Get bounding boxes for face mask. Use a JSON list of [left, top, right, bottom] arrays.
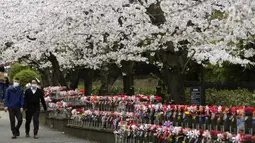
[[13, 82, 19, 87], [31, 84, 37, 89]]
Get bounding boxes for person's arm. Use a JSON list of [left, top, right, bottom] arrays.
[[40, 90, 47, 111], [23, 90, 28, 110], [6, 78, 9, 87], [4, 88, 9, 107], [20, 89, 24, 109]]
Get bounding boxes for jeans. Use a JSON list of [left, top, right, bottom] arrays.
[[0, 83, 6, 100]]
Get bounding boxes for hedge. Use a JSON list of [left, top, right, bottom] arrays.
[[9, 63, 28, 81], [78, 84, 255, 106], [205, 88, 255, 106], [14, 69, 40, 88]]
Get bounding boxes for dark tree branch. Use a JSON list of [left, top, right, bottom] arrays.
[[26, 36, 36, 41], [182, 49, 196, 74]]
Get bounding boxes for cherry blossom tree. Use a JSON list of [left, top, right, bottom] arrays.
[[0, 0, 157, 95], [131, 0, 255, 103], [0, 0, 255, 101]]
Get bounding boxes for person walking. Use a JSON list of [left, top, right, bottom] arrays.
[[3, 74, 9, 99], [0, 66, 6, 100], [4, 77, 24, 139], [4, 75, 9, 88], [24, 79, 47, 139], [35, 78, 42, 89]]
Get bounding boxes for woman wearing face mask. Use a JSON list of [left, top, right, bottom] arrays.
[[35, 78, 42, 89], [23, 79, 47, 139], [4, 77, 24, 139]]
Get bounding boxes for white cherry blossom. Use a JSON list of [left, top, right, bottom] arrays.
[[0, 0, 254, 69]]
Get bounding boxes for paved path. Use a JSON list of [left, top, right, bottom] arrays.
[[0, 111, 97, 143]]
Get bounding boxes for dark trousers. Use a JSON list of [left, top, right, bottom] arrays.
[[25, 109, 40, 135], [8, 108, 23, 136], [0, 83, 6, 100]]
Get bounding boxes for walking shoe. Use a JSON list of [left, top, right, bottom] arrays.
[[12, 136, 17, 139], [34, 135, 39, 139], [25, 133, 30, 137]]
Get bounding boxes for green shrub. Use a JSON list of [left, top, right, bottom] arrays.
[[92, 85, 100, 94], [77, 83, 83, 90], [14, 69, 40, 88], [9, 63, 28, 81], [185, 88, 255, 106], [185, 88, 191, 105], [205, 88, 255, 106], [108, 86, 123, 95], [136, 88, 156, 95], [78, 83, 156, 95], [78, 82, 255, 106], [77, 83, 102, 94], [98, 86, 156, 95], [91, 85, 123, 95]]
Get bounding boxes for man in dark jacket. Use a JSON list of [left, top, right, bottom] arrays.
[[4, 77, 24, 139], [24, 79, 47, 139]]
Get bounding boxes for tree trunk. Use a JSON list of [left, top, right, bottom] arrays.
[[99, 64, 120, 95], [51, 70, 60, 86], [156, 80, 163, 96], [66, 69, 80, 90], [163, 68, 186, 104], [98, 72, 108, 95], [84, 69, 93, 96], [158, 41, 187, 104], [144, 2, 187, 104], [121, 61, 134, 96], [48, 53, 67, 86], [70, 70, 80, 90], [38, 68, 52, 87]]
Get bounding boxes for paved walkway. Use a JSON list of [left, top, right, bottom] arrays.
[[0, 111, 96, 143]]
